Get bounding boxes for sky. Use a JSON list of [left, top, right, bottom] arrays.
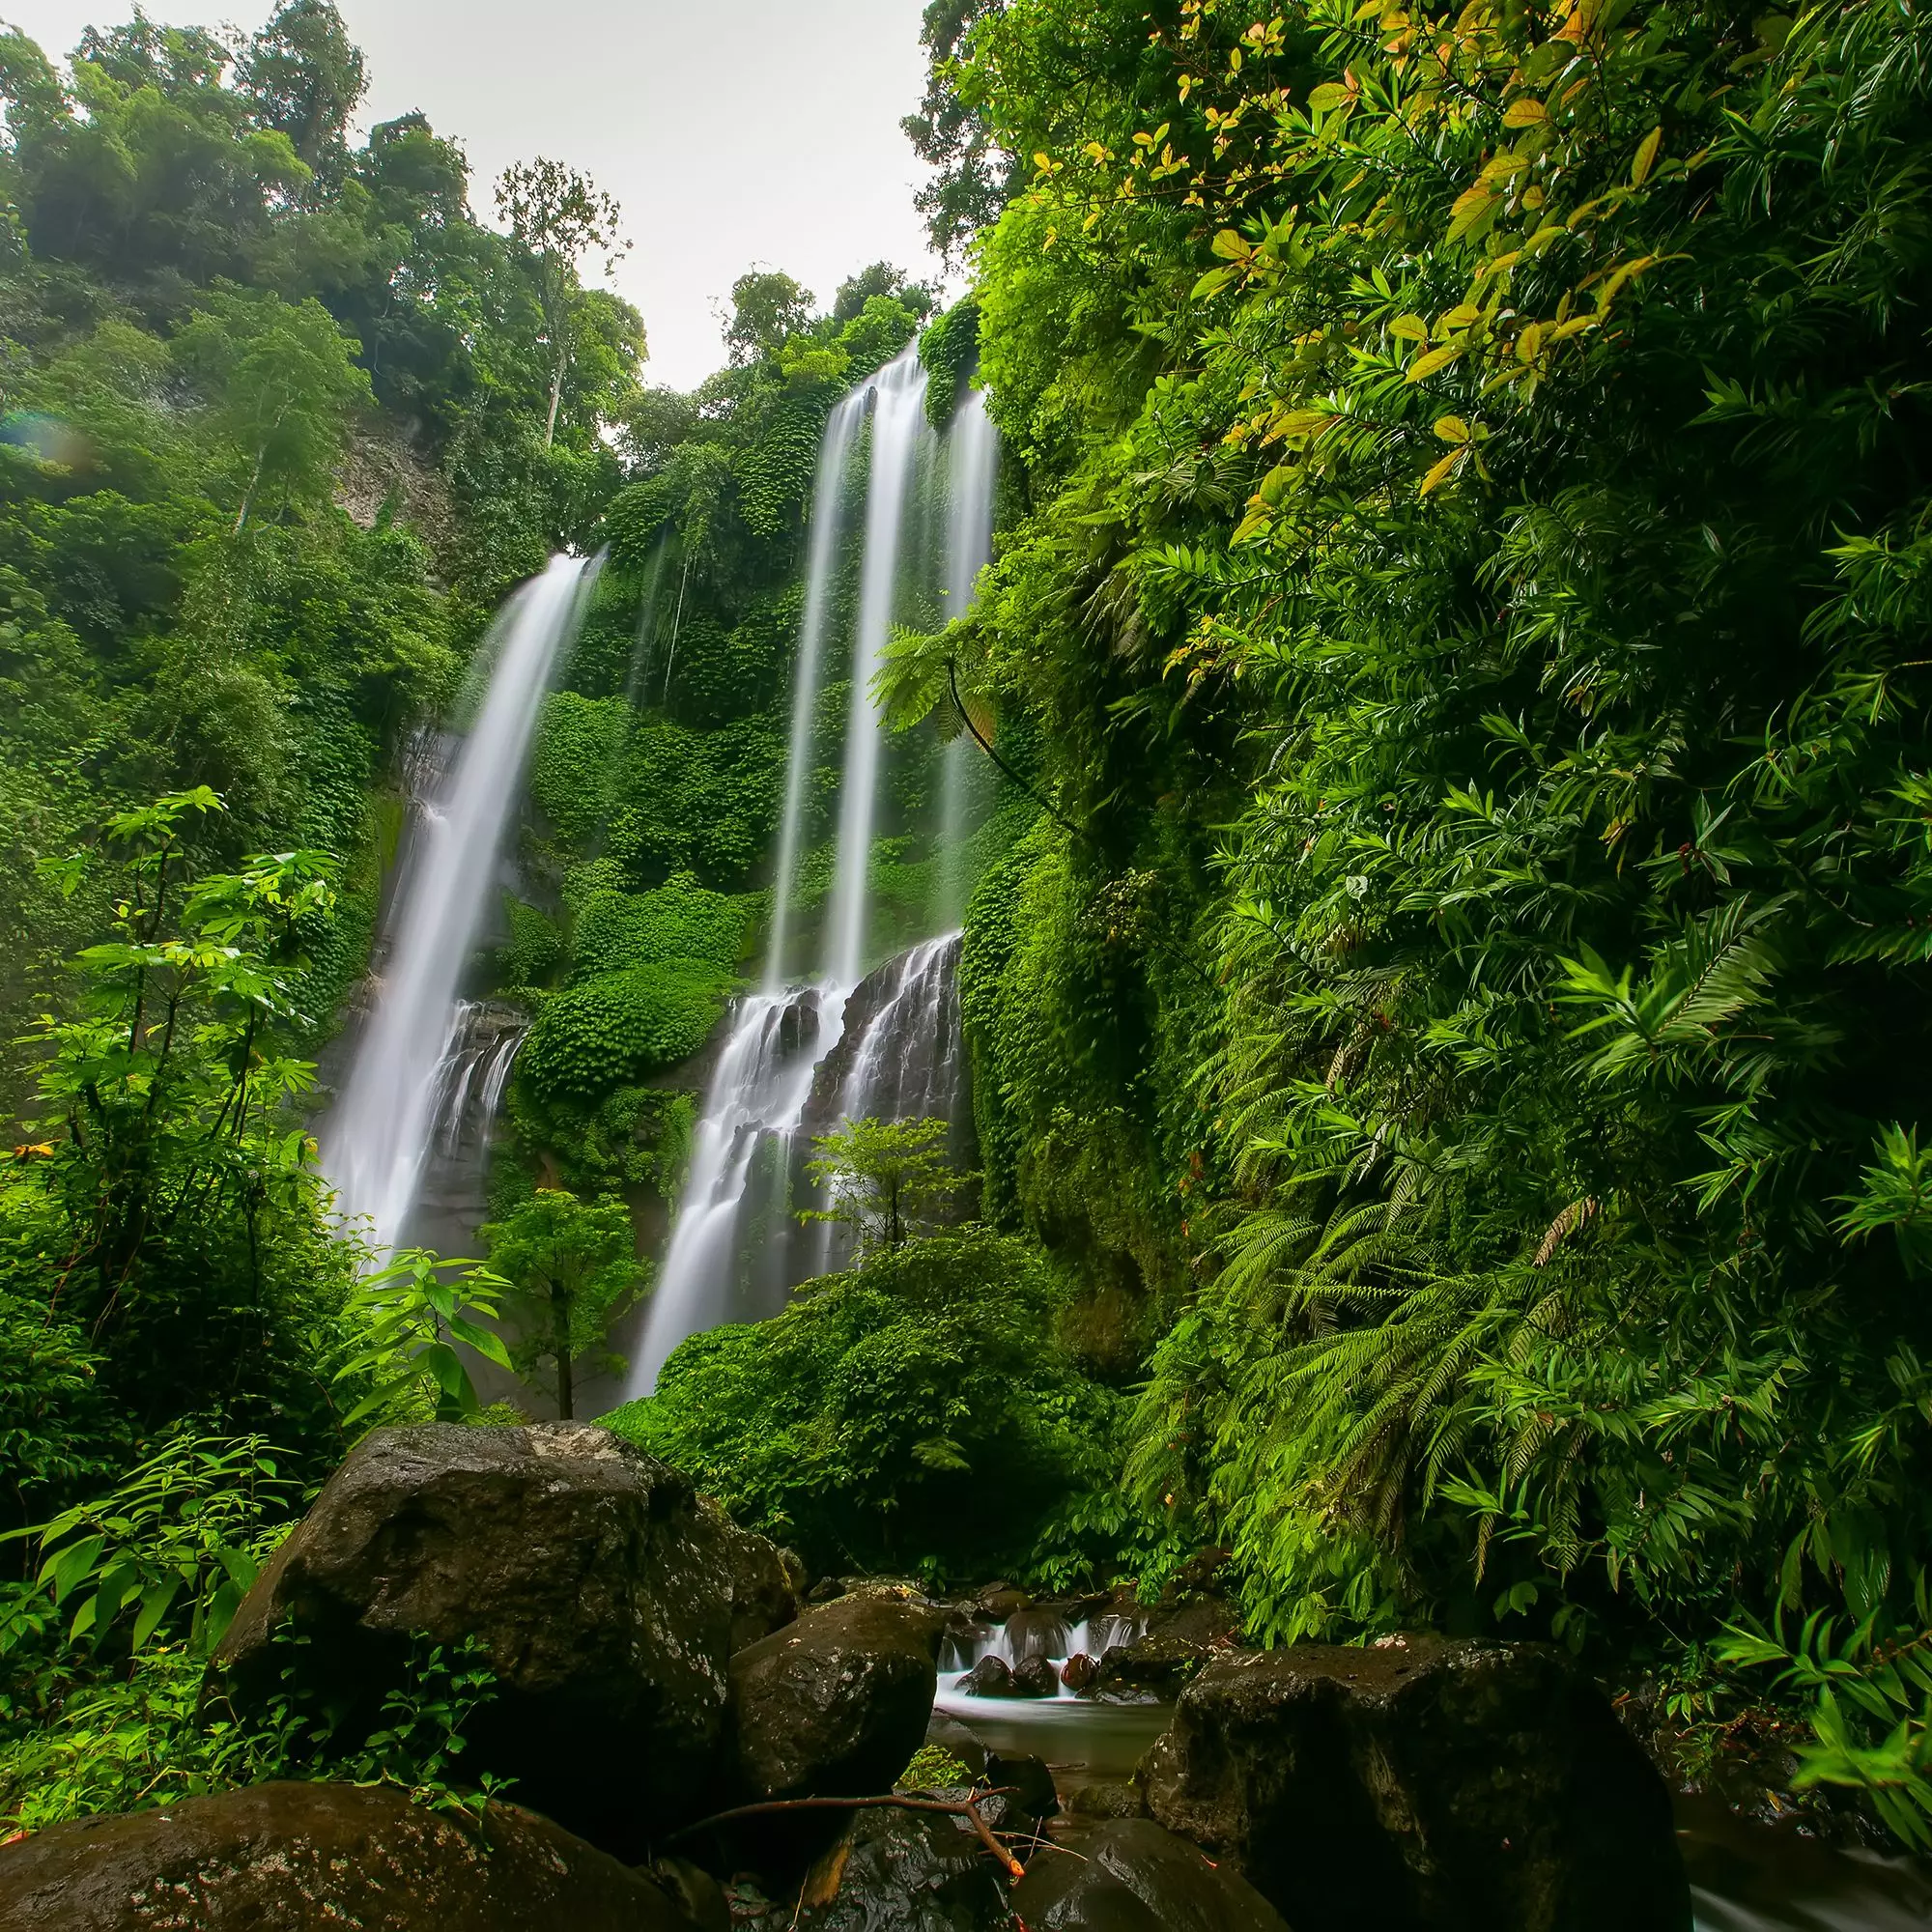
[[4, 0, 947, 389]]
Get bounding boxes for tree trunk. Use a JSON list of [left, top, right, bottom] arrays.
[[545, 347, 565, 450], [554, 1284, 575, 1420]]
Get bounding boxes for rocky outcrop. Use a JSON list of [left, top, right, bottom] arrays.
[[1140, 1634, 1692, 1932], [1095, 1596, 1241, 1702], [1011, 1655, 1060, 1698], [1010, 1818, 1291, 1931], [0, 1781, 692, 1932], [961, 1654, 1012, 1697], [206, 1423, 786, 1855], [728, 1592, 946, 1804], [699, 1494, 800, 1654]]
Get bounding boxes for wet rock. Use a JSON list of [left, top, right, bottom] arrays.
[[1061, 1653, 1099, 1693], [206, 1423, 767, 1855], [700, 1494, 799, 1654], [961, 1654, 1013, 1697], [1140, 1634, 1692, 1932], [728, 1592, 945, 1804], [1065, 1780, 1148, 1822], [0, 1780, 691, 1932], [650, 1855, 732, 1932], [985, 1750, 1060, 1824], [973, 1581, 1030, 1621], [789, 1806, 1013, 1931], [1012, 1817, 1288, 1932], [1095, 1596, 1242, 1702], [1011, 1654, 1061, 1698]]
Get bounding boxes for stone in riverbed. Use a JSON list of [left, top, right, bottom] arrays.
[[727, 1592, 945, 1804], [1094, 1595, 1242, 1701], [1061, 1651, 1099, 1692], [1140, 1633, 1693, 1932], [789, 1805, 1013, 1931], [0, 1780, 693, 1932], [205, 1423, 788, 1857], [1010, 1653, 1061, 1698], [1010, 1817, 1291, 1932], [961, 1653, 1013, 1697]]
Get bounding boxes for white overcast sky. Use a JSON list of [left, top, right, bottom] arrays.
[[4, 0, 945, 388]]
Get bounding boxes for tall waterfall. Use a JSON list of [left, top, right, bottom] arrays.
[[763, 387, 868, 991], [323, 554, 595, 1253], [825, 349, 932, 986], [936, 387, 1000, 929]]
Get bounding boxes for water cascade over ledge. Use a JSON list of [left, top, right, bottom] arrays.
[[624, 348, 999, 1400], [322, 554, 596, 1253]]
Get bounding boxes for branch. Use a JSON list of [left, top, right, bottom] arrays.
[[662, 1791, 1026, 1883], [949, 660, 1083, 840]]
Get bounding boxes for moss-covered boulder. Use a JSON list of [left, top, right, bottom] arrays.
[[0, 1781, 693, 1932]]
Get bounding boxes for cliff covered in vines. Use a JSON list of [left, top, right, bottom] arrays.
[[912, 0, 1932, 1830]]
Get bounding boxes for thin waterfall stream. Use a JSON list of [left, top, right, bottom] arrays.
[[322, 554, 597, 1254]]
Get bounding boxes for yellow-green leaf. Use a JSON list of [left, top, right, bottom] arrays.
[[1632, 126, 1662, 185], [1407, 343, 1465, 384], [1419, 448, 1464, 496], [1210, 228, 1252, 261], [1308, 81, 1352, 111], [1389, 313, 1431, 343], [1502, 98, 1549, 128], [1434, 415, 1470, 443], [1448, 185, 1501, 242]]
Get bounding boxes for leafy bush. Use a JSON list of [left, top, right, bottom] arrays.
[[520, 961, 732, 1102], [571, 872, 750, 979], [605, 1230, 1134, 1590]]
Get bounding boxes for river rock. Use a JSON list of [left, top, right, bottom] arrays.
[[0, 1780, 692, 1932], [206, 1423, 780, 1855], [699, 1494, 800, 1654], [790, 1806, 1013, 1931], [728, 1591, 945, 1804], [1061, 1652, 1098, 1692], [1011, 1817, 1290, 1932], [1011, 1654, 1061, 1698], [1140, 1634, 1692, 1932], [962, 1653, 1013, 1697]]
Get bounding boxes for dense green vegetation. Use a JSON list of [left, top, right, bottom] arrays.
[[9, 0, 1932, 1857], [895, 0, 1932, 1833]]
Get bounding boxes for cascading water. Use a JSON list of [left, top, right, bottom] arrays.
[[825, 348, 933, 987], [763, 387, 868, 991], [935, 387, 1000, 930], [323, 554, 596, 1253]]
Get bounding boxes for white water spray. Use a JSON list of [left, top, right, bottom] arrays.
[[825, 348, 932, 986], [323, 554, 595, 1253]]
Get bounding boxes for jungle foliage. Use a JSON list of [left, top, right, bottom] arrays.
[[910, 0, 1932, 1834]]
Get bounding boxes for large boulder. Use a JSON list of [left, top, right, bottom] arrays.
[[206, 1423, 786, 1855], [1010, 1817, 1290, 1932], [728, 1592, 945, 1804], [1140, 1634, 1692, 1932], [1094, 1597, 1241, 1702], [0, 1780, 692, 1932], [698, 1493, 801, 1654]]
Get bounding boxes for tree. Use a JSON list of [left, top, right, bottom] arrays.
[[239, 0, 366, 173], [480, 1189, 640, 1420], [494, 157, 630, 448], [805, 1118, 966, 1258], [171, 289, 372, 533], [724, 270, 814, 364], [831, 261, 937, 324]]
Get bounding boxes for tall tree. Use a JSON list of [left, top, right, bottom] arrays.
[[239, 0, 366, 173], [494, 157, 629, 447]]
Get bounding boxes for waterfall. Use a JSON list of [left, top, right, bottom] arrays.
[[763, 387, 867, 992], [825, 347, 932, 986], [323, 554, 595, 1253], [936, 388, 999, 928]]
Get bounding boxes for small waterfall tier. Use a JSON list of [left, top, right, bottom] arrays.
[[802, 933, 965, 1139], [323, 554, 595, 1253]]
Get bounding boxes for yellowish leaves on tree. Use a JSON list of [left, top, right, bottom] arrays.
[[1631, 126, 1662, 185], [1433, 415, 1470, 443], [1449, 184, 1500, 241], [1502, 97, 1548, 128], [1407, 342, 1465, 383], [1418, 446, 1464, 496]]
